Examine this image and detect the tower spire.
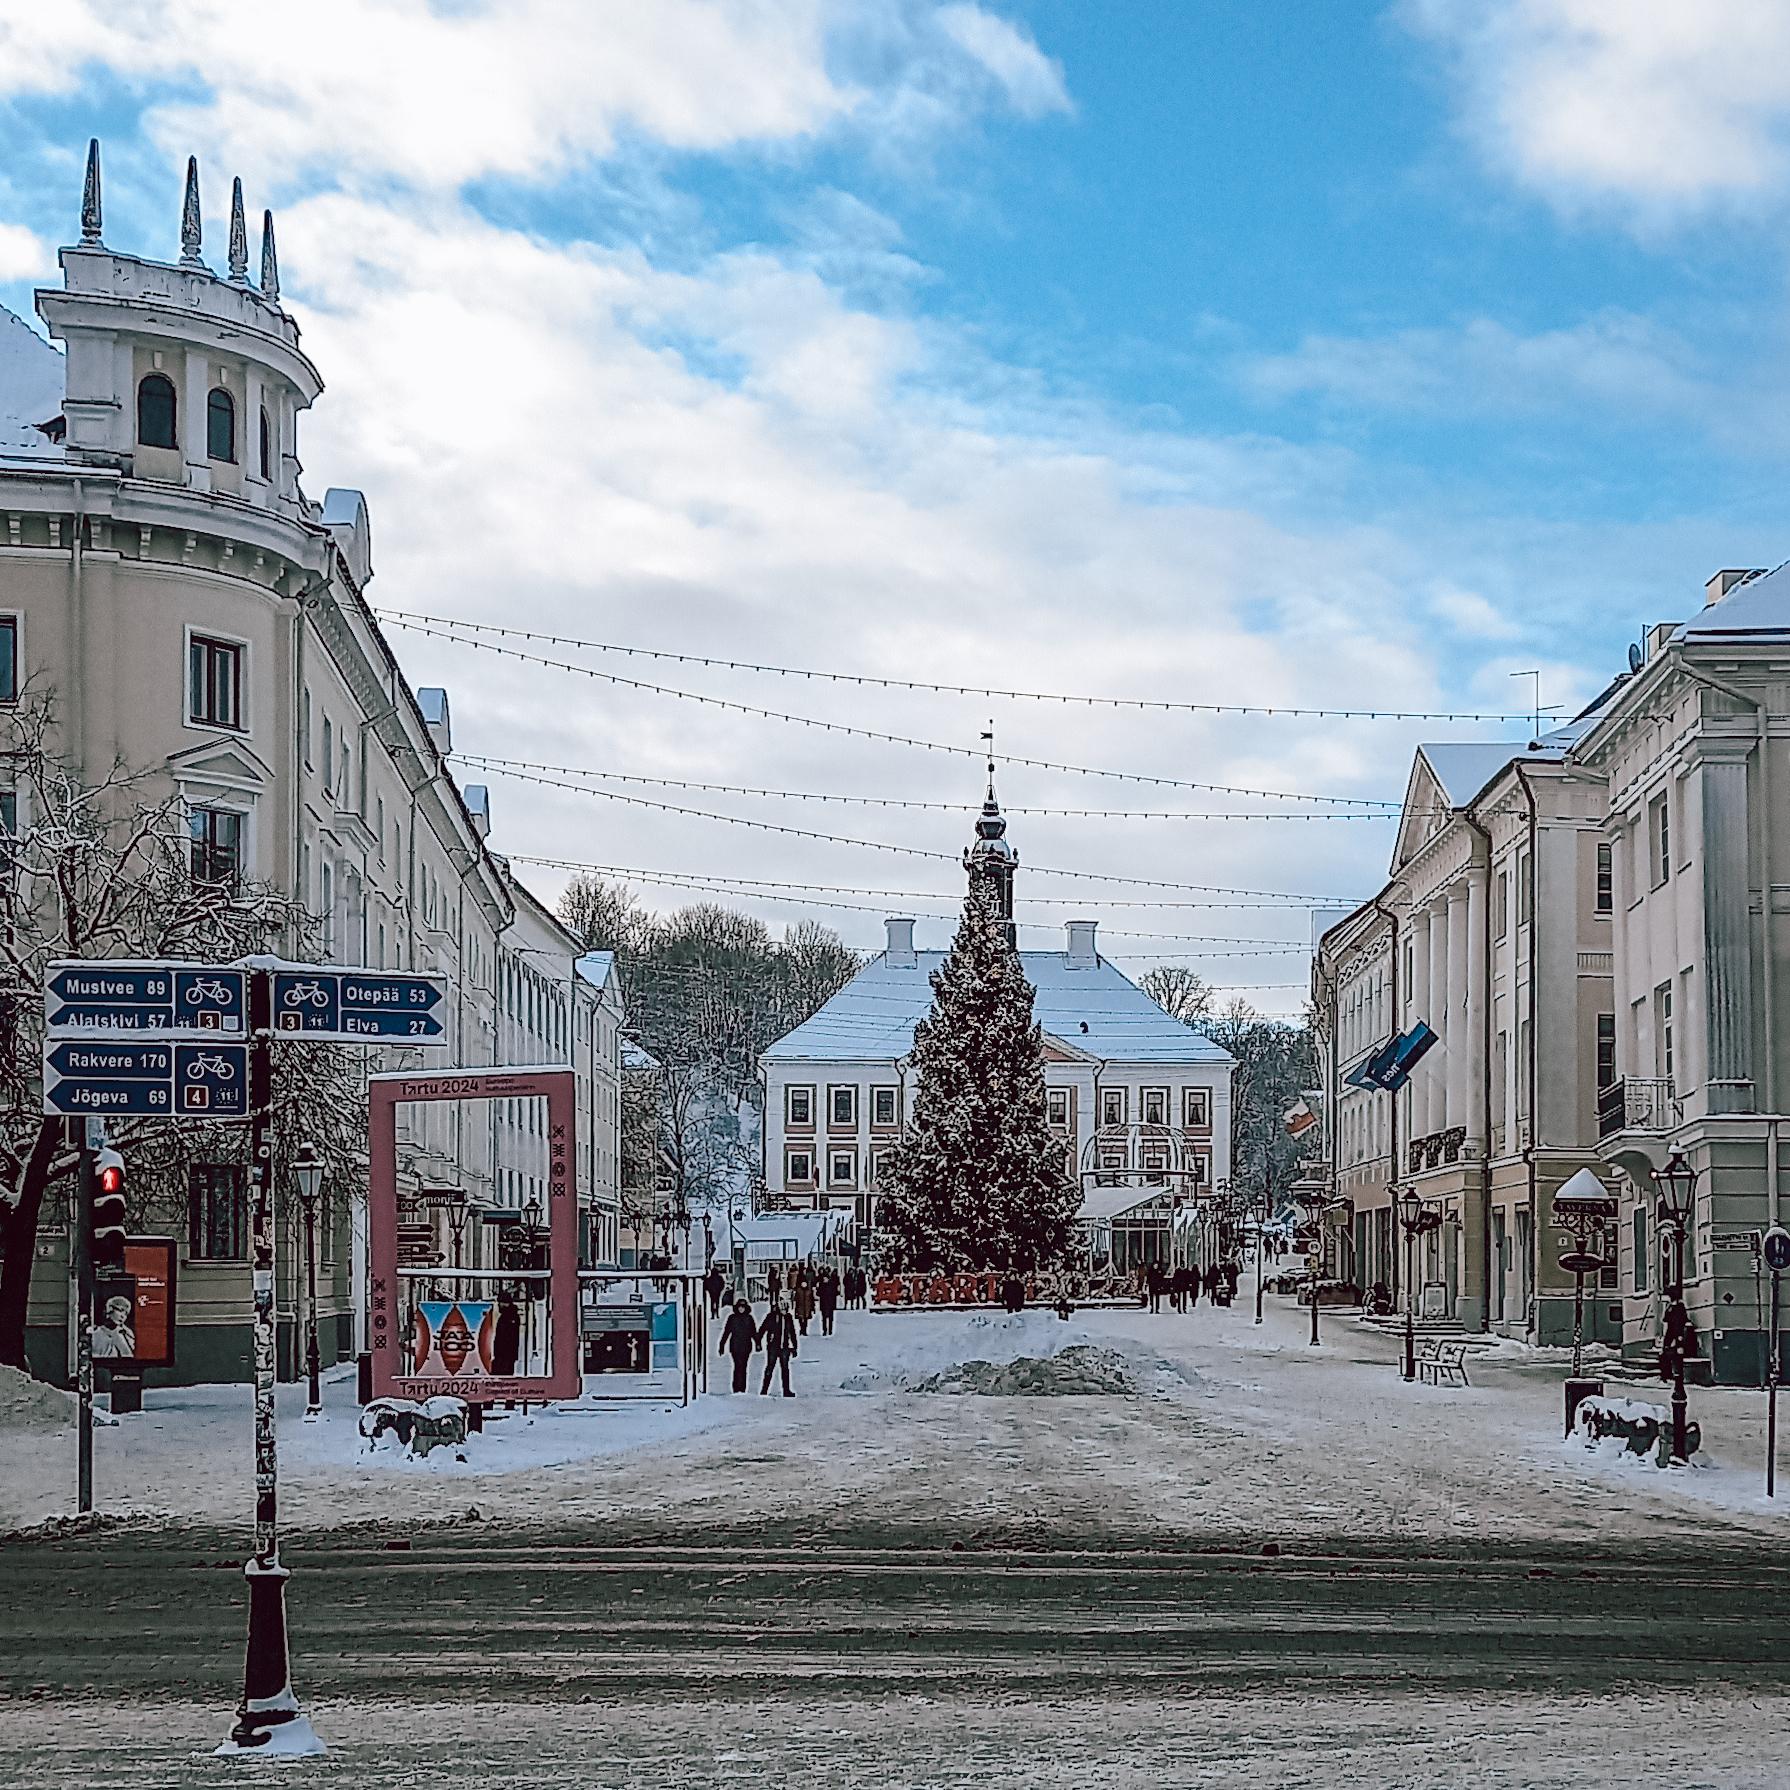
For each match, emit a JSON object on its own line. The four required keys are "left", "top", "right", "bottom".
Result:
{"left": 260, "top": 210, "right": 280, "bottom": 301}
{"left": 227, "top": 177, "right": 249, "bottom": 282}
{"left": 178, "top": 155, "right": 204, "bottom": 267}
{"left": 964, "top": 721, "right": 1018, "bottom": 945}
{"left": 79, "top": 138, "right": 103, "bottom": 246}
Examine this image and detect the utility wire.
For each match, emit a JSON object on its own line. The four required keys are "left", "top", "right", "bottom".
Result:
{"left": 384, "top": 616, "right": 1399, "bottom": 810}
{"left": 379, "top": 607, "right": 1552, "bottom": 724}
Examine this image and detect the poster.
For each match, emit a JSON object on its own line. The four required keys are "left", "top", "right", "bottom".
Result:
{"left": 94, "top": 1237, "right": 177, "bottom": 1369}
{"left": 411, "top": 1300, "right": 496, "bottom": 1378}
{"left": 583, "top": 1301, "right": 678, "bottom": 1374}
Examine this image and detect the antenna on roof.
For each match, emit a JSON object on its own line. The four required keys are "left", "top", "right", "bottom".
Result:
{"left": 981, "top": 720, "right": 996, "bottom": 803}
{"left": 1627, "top": 641, "right": 1644, "bottom": 676}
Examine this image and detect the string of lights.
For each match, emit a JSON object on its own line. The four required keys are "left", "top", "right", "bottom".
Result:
{"left": 378, "top": 607, "right": 1550, "bottom": 724}
{"left": 453, "top": 753, "right": 1390, "bottom": 821}
{"left": 479, "top": 760, "right": 1357, "bottom": 902}
{"left": 382, "top": 616, "right": 1400, "bottom": 809}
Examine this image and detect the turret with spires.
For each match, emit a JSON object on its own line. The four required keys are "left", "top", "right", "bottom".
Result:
{"left": 964, "top": 729, "right": 1019, "bottom": 945}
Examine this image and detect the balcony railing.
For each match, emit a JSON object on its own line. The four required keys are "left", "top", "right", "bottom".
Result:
{"left": 1406, "top": 1126, "right": 1467, "bottom": 1175}
{"left": 1596, "top": 1077, "right": 1681, "bottom": 1140}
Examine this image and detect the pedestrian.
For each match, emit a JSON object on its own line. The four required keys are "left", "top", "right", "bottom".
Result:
{"left": 767, "top": 1264, "right": 783, "bottom": 1304}
{"left": 718, "top": 1298, "right": 758, "bottom": 1394}
{"left": 703, "top": 1263, "right": 726, "bottom": 1320}
{"left": 492, "top": 1291, "right": 521, "bottom": 1376}
{"left": 817, "top": 1268, "right": 839, "bottom": 1336}
{"left": 1203, "top": 1262, "right": 1223, "bottom": 1305}
{"left": 759, "top": 1295, "right": 798, "bottom": 1397}
{"left": 1146, "top": 1262, "right": 1164, "bottom": 1314}
{"left": 793, "top": 1273, "right": 816, "bottom": 1337}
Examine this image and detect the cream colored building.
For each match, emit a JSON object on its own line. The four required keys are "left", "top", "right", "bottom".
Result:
{"left": 0, "top": 148, "right": 620, "bottom": 1382}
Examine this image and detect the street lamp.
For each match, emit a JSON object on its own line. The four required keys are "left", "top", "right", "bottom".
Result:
{"left": 292, "top": 1142, "right": 324, "bottom": 1423}
{"left": 1653, "top": 1150, "right": 1699, "bottom": 1463}
{"left": 1396, "top": 1185, "right": 1424, "bottom": 1383}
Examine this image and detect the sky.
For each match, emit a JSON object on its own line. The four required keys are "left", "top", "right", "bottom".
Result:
{"left": 4, "top": 0, "right": 1790, "bottom": 1016}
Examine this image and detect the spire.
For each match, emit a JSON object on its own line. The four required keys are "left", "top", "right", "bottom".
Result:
{"left": 79, "top": 138, "right": 103, "bottom": 246}
{"left": 964, "top": 722, "right": 1018, "bottom": 944}
{"left": 260, "top": 209, "right": 280, "bottom": 301}
{"left": 227, "top": 177, "right": 249, "bottom": 282}
{"left": 178, "top": 155, "right": 204, "bottom": 267}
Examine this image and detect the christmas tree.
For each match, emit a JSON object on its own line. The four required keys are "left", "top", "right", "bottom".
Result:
{"left": 877, "top": 878, "right": 1081, "bottom": 1272}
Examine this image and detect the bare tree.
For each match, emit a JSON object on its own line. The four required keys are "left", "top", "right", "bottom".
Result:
{"left": 1139, "top": 964, "right": 1216, "bottom": 1026}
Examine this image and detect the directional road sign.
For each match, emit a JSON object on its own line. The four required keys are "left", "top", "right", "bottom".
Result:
{"left": 45, "top": 960, "right": 247, "bottom": 1038}
{"left": 271, "top": 969, "right": 447, "bottom": 1042}
{"left": 42, "top": 1038, "right": 250, "bottom": 1119}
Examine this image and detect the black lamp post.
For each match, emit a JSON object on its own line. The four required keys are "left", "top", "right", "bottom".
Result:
{"left": 293, "top": 1142, "right": 324, "bottom": 1423}
{"left": 1396, "top": 1185, "right": 1423, "bottom": 1382}
{"left": 1653, "top": 1150, "right": 1698, "bottom": 1463}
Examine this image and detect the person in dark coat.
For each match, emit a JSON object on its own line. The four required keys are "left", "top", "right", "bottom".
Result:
{"left": 1203, "top": 1262, "right": 1224, "bottom": 1304}
{"left": 817, "top": 1268, "right": 840, "bottom": 1336}
{"left": 703, "top": 1265, "right": 726, "bottom": 1319}
{"left": 793, "top": 1274, "right": 816, "bottom": 1336}
{"left": 1146, "top": 1262, "right": 1165, "bottom": 1314}
{"left": 492, "top": 1292, "right": 521, "bottom": 1376}
{"left": 759, "top": 1295, "right": 798, "bottom": 1397}
{"left": 718, "top": 1299, "right": 758, "bottom": 1394}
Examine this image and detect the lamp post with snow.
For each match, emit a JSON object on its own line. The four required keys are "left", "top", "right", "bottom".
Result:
{"left": 1653, "top": 1150, "right": 1699, "bottom": 1464}
{"left": 1395, "top": 1186, "right": 1439, "bottom": 1383}
{"left": 292, "top": 1142, "right": 324, "bottom": 1423}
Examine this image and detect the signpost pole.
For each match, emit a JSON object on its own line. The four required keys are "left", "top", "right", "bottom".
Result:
{"left": 72, "top": 1116, "right": 94, "bottom": 1517}
{"left": 1769, "top": 1269, "right": 1780, "bottom": 1500}
{"left": 218, "top": 967, "right": 323, "bottom": 1758}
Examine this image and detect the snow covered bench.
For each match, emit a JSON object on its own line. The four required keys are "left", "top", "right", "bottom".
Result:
{"left": 358, "top": 1395, "right": 469, "bottom": 1458}
{"left": 1572, "top": 1395, "right": 1701, "bottom": 1464}
{"left": 1415, "top": 1339, "right": 1469, "bottom": 1387}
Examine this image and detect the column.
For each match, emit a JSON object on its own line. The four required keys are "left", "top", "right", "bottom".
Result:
{"left": 1446, "top": 883, "right": 1470, "bottom": 1134}
{"left": 1699, "top": 753, "right": 1755, "bottom": 1112}
{"left": 1426, "top": 900, "right": 1448, "bottom": 1138}
{"left": 1406, "top": 907, "right": 1430, "bottom": 1145}
{"left": 1463, "top": 870, "right": 1487, "bottom": 1153}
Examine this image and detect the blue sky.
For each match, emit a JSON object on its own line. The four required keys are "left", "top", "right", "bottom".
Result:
{"left": 4, "top": 1, "right": 1790, "bottom": 1009}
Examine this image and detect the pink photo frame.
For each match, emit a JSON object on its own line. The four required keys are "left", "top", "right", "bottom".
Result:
{"left": 368, "top": 1067, "right": 581, "bottom": 1403}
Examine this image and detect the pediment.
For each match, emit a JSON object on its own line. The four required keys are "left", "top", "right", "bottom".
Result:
{"left": 167, "top": 736, "right": 274, "bottom": 794}
{"left": 1040, "top": 1031, "right": 1099, "bottom": 1064}
{"left": 1391, "top": 757, "right": 1450, "bottom": 872}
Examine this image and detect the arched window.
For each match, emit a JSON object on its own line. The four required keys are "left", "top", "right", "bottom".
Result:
{"left": 137, "top": 373, "right": 177, "bottom": 450}
{"left": 258, "top": 406, "right": 271, "bottom": 481}
{"left": 207, "top": 387, "right": 236, "bottom": 463}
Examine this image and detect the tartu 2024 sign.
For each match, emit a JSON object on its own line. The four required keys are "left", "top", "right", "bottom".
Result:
{"left": 41, "top": 958, "right": 448, "bottom": 1120}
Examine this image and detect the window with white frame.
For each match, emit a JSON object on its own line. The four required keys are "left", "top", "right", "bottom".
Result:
{"left": 1650, "top": 795, "right": 1670, "bottom": 888}
{"left": 828, "top": 1084, "right": 856, "bottom": 1127}
{"left": 1595, "top": 841, "right": 1613, "bottom": 915}
{"left": 188, "top": 634, "right": 242, "bottom": 730}
{"left": 786, "top": 1085, "right": 814, "bottom": 1127}
{"left": 1142, "top": 1087, "right": 1168, "bottom": 1127}
{"left": 0, "top": 615, "right": 17, "bottom": 703}
{"left": 321, "top": 717, "right": 334, "bottom": 794}
{"left": 189, "top": 806, "right": 242, "bottom": 888}
{"left": 871, "top": 1085, "right": 898, "bottom": 1127}
{"left": 828, "top": 1148, "right": 856, "bottom": 1188}
{"left": 1100, "top": 1087, "right": 1125, "bottom": 1127}
{"left": 1182, "top": 1087, "right": 1209, "bottom": 1128}
{"left": 785, "top": 1147, "right": 814, "bottom": 1185}
{"left": 1046, "top": 1087, "right": 1070, "bottom": 1130}
{"left": 869, "top": 1149, "right": 891, "bottom": 1186}
{"left": 1655, "top": 983, "right": 1674, "bottom": 1086}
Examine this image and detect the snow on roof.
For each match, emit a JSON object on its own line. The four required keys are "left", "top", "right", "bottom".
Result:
{"left": 576, "top": 950, "right": 616, "bottom": 991}
{"left": 1682, "top": 561, "right": 1790, "bottom": 638}
{"left": 1077, "top": 1186, "right": 1172, "bottom": 1223}
{"left": 415, "top": 688, "right": 449, "bottom": 726}
{"left": 1417, "top": 742, "right": 1530, "bottom": 806}
{"left": 0, "top": 302, "right": 66, "bottom": 460}
{"left": 622, "top": 1039, "right": 660, "bottom": 1072}
{"left": 732, "top": 1210, "right": 855, "bottom": 1252}
{"left": 763, "top": 947, "right": 1235, "bottom": 1066}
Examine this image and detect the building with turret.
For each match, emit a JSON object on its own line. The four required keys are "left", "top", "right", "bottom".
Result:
{"left": 0, "top": 144, "right": 622, "bottom": 1383}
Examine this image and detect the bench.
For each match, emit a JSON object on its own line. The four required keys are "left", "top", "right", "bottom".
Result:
{"left": 1416, "top": 1339, "right": 1469, "bottom": 1387}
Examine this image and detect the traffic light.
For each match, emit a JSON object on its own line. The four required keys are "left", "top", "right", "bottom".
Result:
{"left": 91, "top": 1147, "right": 126, "bottom": 1274}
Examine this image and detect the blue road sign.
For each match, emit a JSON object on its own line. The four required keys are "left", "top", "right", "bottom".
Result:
{"left": 45, "top": 961, "right": 246, "bottom": 1037}
{"left": 42, "top": 1038, "right": 249, "bottom": 1118}
{"left": 273, "top": 969, "right": 446, "bottom": 1042}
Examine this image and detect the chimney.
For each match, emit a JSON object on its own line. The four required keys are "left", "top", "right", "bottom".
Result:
{"left": 1066, "top": 919, "right": 1098, "bottom": 968}
{"left": 1706, "top": 568, "right": 1764, "bottom": 607}
{"left": 885, "top": 917, "right": 917, "bottom": 970}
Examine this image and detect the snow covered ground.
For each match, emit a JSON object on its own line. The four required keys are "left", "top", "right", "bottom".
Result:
{"left": 3, "top": 1292, "right": 1785, "bottom": 1543}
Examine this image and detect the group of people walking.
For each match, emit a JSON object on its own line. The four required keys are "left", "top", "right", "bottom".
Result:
{"left": 1142, "top": 1260, "right": 1239, "bottom": 1314}
{"left": 704, "top": 1259, "right": 863, "bottom": 1397}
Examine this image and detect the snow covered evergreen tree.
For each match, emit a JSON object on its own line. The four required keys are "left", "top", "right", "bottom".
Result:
{"left": 877, "top": 878, "right": 1079, "bottom": 1273}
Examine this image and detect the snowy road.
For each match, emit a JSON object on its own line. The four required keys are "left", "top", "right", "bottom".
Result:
{"left": 4, "top": 1295, "right": 1789, "bottom": 1783}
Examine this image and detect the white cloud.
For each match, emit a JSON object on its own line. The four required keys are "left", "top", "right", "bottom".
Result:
{"left": 934, "top": 4, "right": 1071, "bottom": 118}
{"left": 1400, "top": 0, "right": 1790, "bottom": 217}
{"left": 1429, "top": 587, "right": 1523, "bottom": 644}
{"left": 0, "top": 221, "right": 48, "bottom": 280}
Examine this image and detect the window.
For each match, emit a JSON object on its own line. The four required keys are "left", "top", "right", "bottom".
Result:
{"left": 871, "top": 1085, "right": 897, "bottom": 1127}
{"left": 1596, "top": 1013, "right": 1616, "bottom": 1090}
{"left": 206, "top": 386, "right": 236, "bottom": 462}
{"left": 1517, "top": 851, "right": 1533, "bottom": 925}
{"left": 320, "top": 863, "right": 334, "bottom": 955}
{"left": 301, "top": 688, "right": 312, "bottom": 766}
{"left": 321, "top": 718, "right": 334, "bottom": 794}
{"left": 137, "top": 373, "right": 177, "bottom": 449}
{"left": 1190, "top": 1153, "right": 1209, "bottom": 1187}
{"left": 189, "top": 807, "right": 242, "bottom": 887}
{"left": 828, "top": 1148, "right": 856, "bottom": 1188}
{"left": 1595, "top": 841, "right": 1613, "bottom": 915}
{"left": 870, "top": 1149, "right": 891, "bottom": 1187}
{"left": 258, "top": 406, "right": 271, "bottom": 481}
{"left": 784, "top": 1148, "right": 814, "bottom": 1186}
{"left": 1650, "top": 795, "right": 1671, "bottom": 888}
{"left": 376, "top": 796, "right": 386, "bottom": 862}
{"left": 1516, "top": 1021, "right": 1530, "bottom": 1121}
{"left": 1142, "top": 1087, "right": 1168, "bottom": 1127}
{"left": 0, "top": 615, "right": 16, "bottom": 703}
{"left": 1047, "top": 1088, "right": 1070, "bottom": 1130}
{"left": 1182, "top": 1087, "right": 1210, "bottom": 1129}
{"left": 786, "top": 1086, "right": 814, "bottom": 1128}
{"left": 829, "top": 1085, "right": 857, "bottom": 1127}
{"left": 1100, "top": 1087, "right": 1126, "bottom": 1127}
{"left": 189, "top": 1163, "right": 247, "bottom": 1259}
{"left": 1632, "top": 1204, "right": 1649, "bottom": 1295}
{"left": 188, "top": 634, "right": 242, "bottom": 730}
{"left": 1656, "top": 983, "right": 1674, "bottom": 1085}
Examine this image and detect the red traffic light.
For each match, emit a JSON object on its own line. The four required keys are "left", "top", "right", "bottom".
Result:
{"left": 99, "top": 1163, "right": 124, "bottom": 1196}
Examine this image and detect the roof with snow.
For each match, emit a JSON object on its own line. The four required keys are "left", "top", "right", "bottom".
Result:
{"left": 576, "top": 950, "right": 617, "bottom": 992}
{"left": 1682, "top": 562, "right": 1790, "bottom": 638}
{"left": 763, "top": 947, "right": 1234, "bottom": 1066}
{"left": 0, "top": 302, "right": 66, "bottom": 462}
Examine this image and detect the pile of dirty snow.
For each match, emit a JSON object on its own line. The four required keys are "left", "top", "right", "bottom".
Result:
{"left": 908, "top": 1344, "right": 1138, "bottom": 1398}
{"left": 0, "top": 1363, "right": 75, "bottom": 1433}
